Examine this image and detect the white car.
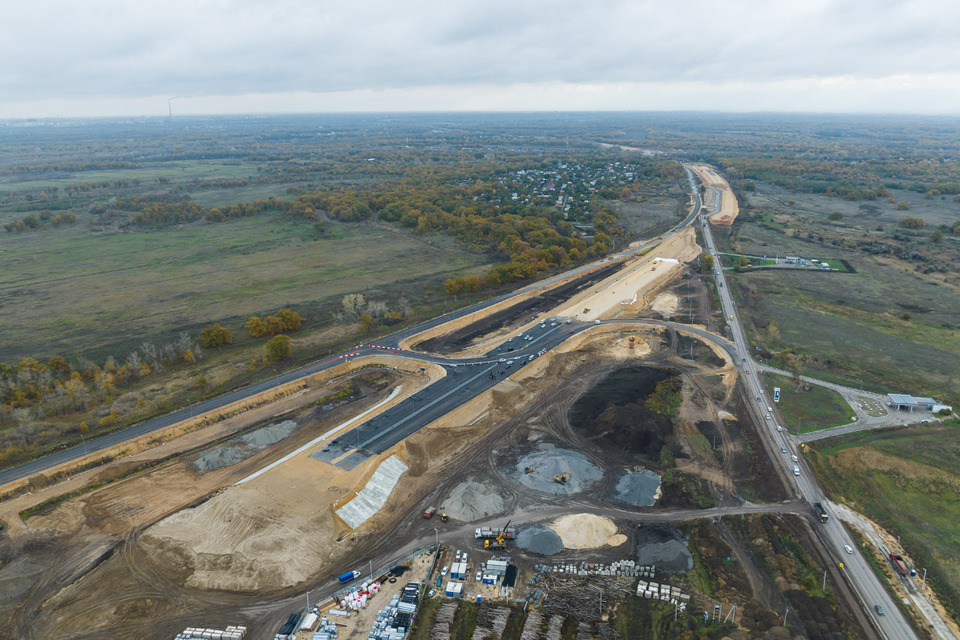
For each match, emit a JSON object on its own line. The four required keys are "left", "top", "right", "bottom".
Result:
{"left": 428, "top": 589, "right": 437, "bottom": 598}
{"left": 844, "top": 545, "right": 853, "bottom": 554}
{"left": 441, "top": 566, "right": 448, "bottom": 576}
{"left": 475, "top": 570, "right": 482, "bottom": 582}
{"left": 792, "top": 455, "right": 798, "bottom": 462}
{"left": 776, "top": 425, "right": 783, "bottom": 432}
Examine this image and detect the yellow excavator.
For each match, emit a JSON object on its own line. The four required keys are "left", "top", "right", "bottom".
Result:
{"left": 524, "top": 466, "right": 535, "bottom": 474}
{"left": 484, "top": 519, "right": 511, "bottom": 550}
{"left": 554, "top": 471, "right": 572, "bottom": 484}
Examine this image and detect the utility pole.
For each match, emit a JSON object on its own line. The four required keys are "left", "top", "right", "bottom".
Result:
{"left": 822, "top": 570, "right": 827, "bottom": 592}
{"left": 589, "top": 585, "right": 603, "bottom": 618}
{"left": 922, "top": 568, "right": 928, "bottom": 592}
{"left": 306, "top": 590, "right": 311, "bottom": 611}
{"left": 434, "top": 528, "right": 439, "bottom": 548}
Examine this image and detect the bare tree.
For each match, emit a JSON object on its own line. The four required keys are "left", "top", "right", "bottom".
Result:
{"left": 126, "top": 351, "right": 142, "bottom": 376}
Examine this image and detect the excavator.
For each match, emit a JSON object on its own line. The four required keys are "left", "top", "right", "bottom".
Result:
{"left": 440, "top": 512, "right": 448, "bottom": 522}
{"left": 524, "top": 466, "right": 535, "bottom": 474}
{"left": 554, "top": 471, "right": 572, "bottom": 484}
{"left": 484, "top": 519, "right": 511, "bottom": 550}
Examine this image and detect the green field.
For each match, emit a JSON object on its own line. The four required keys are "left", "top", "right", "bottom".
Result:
{"left": 807, "top": 424, "right": 960, "bottom": 622}
{"left": 721, "top": 207, "right": 960, "bottom": 406}
{"left": 761, "top": 374, "right": 854, "bottom": 432}
{"left": 0, "top": 217, "right": 491, "bottom": 361}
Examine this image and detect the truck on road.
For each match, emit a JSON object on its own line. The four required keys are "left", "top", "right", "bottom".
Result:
{"left": 338, "top": 570, "right": 361, "bottom": 583}
{"left": 475, "top": 526, "right": 516, "bottom": 540}
{"left": 889, "top": 554, "right": 909, "bottom": 578}
{"left": 814, "top": 502, "right": 829, "bottom": 523}
{"left": 424, "top": 506, "right": 437, "bottom": 518}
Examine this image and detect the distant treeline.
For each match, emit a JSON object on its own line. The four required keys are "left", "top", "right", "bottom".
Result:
{"left": 3, "top": 210, "right": 76, "bottom": 233}
{"left": 722, "top": 156, "right": 960, "bottom": 200}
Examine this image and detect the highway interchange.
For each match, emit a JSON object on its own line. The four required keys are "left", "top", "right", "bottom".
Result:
{"left": 2, "top": 165, "right": 933, "bottom": 639}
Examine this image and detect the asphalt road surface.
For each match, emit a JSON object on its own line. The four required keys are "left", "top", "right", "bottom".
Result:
{"left": 696, "top": 170, "right": 919, "bottom": 640}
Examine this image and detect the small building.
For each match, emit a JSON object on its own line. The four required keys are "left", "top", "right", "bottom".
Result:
{"left": 887, "top": 394, "right": 938, "bottom": 411}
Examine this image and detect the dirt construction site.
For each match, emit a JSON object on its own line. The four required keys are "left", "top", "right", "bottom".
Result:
{"left": 0, "top": 221, "right": 875, "bottom": 639}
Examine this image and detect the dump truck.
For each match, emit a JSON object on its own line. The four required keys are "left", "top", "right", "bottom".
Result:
{"left": 338, "top": 570, "right": 361, "bottom": 584}
{"left": 424, "top": 506, "right": 436, "bottom": 519}
{"left": 814, "top": 502, "right": 828, "bottom": 523}
{"left": 889, "top": 554, "right": 909, "bottom": 578}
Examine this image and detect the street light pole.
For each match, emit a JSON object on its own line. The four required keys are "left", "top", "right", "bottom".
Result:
{"left": 80, "top": 433, "right": 87, "bottom": 456}
{"left": 434, "top": 528, "right": 439, "bottom": 549}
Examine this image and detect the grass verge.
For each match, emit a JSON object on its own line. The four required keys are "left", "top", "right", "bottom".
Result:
{"left": 762, "top": 373, "right": 854, "bottom": 432}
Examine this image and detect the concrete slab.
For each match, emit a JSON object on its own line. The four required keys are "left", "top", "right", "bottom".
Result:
{"left": 336, "top": 455, "right": 409, "bottom": 529}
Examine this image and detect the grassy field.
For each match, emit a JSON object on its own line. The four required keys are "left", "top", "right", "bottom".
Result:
{"left": 719, "top": 206, "right": 960, "bottom": 406}
{"left": 0, "top": 160, "right": 257, "bottom": 194}
{"left": 761, "top": 373, "right": 854, "bottom": 432}
{"left": 806, "top": 423, "right": 960, "bottom": 622}
{"left": 0, "top": 217, "right": 492, "bottom": 362}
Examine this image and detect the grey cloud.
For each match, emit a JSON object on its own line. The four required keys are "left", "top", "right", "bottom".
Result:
{"left": 2, "top": 0, "right": 960, "bottom": 104}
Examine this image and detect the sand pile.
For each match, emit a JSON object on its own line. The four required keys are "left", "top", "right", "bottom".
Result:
{"left": 442, "top": 481, "right": 505, "bottom": 522}
{"left": 515, "top": 527, "right": 563, "bottom": 555}
{"left": 551, "top": 514, "right": 623, "bottom": 549}
{"left": 192, "top": 420, "right": 299, "bottom": 474}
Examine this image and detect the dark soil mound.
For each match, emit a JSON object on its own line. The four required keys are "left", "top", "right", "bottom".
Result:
{"left": 569, "top": 366, "right": 677, "bottom": 464}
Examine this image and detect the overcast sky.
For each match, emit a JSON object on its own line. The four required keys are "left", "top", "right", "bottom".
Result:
{"left": 3, "top": 0, "right": 960, "bottom": 118}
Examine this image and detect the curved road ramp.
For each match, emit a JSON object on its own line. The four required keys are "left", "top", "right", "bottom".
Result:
{"left": 336, "top": 455, "right": 408, "bottom": 529}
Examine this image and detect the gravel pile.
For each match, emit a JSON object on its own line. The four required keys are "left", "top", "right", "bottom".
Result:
{"left": 240, "top": 420, "right": 298, "bottom": 448}
{"left": 193, "top": 446, "right": 250, "bottom": 473}
{"left": 192, "top": 420, "right": 300, "bottom": 474}
{"left": 635, "top": 525, "right": 693, "bottom": 573}
{"left": 513, "top": 445, "right": 602, "bottom": 495}
{"left": 442, "top": 480, "right": 505, "bottom": 521}
{"left": 613, "top": 470, "right": 661, "bottom": 506}
{"left": 515, "top": 527, "right": 563, "bottom": 555}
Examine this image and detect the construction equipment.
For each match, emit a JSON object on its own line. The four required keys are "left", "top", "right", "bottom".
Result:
{"left": 423, "top": 506, "right": 436, "bottom": 519}
{"left": 524, "top": 466, "right": 535, "bottom": 474}
{"left": 484, "top": 519, "right": 511, "bottom": 550}
{"left": 554, "top": 471, "right": 572, "bottom": 484}
{"left": 440, "top": 512, "right": 448, "bottom": 522}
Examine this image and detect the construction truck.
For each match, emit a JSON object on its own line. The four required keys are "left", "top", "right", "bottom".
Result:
{"left": 424, "top": 506, "right": 436, "bottom": 519}
{"left": 554, "top": 471, "right": 572, "bottom": 484}
{"left": 484, "top": 520, "right": 511, "bottom": 550}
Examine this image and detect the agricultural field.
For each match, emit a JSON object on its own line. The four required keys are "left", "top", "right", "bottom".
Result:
{"left": 806, "top": 423, "right": 960, "bottom": 623}
{"left": 0, "top": 217, "right": 489, "bottom": 361}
